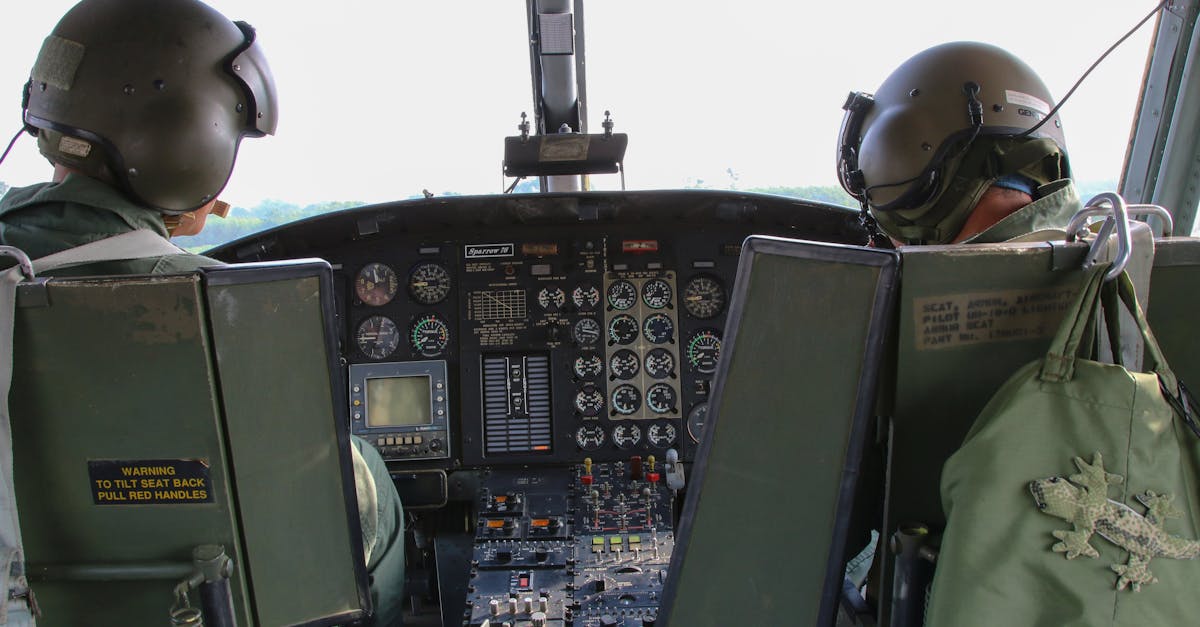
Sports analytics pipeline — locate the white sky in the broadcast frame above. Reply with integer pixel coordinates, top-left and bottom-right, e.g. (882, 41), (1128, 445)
(0, 0), (1158, 210)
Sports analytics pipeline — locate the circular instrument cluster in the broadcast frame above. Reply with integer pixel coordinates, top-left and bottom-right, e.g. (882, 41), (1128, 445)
(353, 260), (454, 360)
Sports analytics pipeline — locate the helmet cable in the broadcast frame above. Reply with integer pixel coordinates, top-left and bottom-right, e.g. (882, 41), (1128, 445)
(0, 127), (24, 169)
(1018, 0), (1168, 139)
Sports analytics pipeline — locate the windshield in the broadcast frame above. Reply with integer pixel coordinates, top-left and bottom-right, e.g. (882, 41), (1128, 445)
(0, 1), (1167, 246)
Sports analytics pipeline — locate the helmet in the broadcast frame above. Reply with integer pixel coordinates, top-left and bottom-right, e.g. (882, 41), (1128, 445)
(837, 42), (1069, 244)
(22, 0), (278, 214)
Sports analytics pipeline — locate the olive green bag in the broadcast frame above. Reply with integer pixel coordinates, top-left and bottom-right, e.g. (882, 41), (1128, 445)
(926, 265), (1200, 627)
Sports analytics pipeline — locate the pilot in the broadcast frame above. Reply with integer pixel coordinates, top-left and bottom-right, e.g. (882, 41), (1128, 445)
(1, 0), (405, 624)
(837, 41), (1080, 245)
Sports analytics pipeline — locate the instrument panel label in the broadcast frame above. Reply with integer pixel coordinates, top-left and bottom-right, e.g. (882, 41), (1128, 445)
(87, 459), (214, 505)
(465, 243), (515, 259)
(912, 286), (1076, 351)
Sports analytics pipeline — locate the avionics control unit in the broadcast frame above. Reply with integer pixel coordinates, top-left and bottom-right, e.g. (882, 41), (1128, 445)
(349, 360), (451, 460)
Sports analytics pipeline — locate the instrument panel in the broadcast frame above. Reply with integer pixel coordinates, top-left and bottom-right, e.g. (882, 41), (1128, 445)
(208, 190), (863, 467)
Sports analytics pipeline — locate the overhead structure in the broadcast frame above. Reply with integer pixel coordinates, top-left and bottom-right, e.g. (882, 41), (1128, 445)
(505, 0), (627, 192)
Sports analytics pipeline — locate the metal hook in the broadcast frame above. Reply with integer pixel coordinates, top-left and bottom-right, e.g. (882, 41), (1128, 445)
(0, 246), (35, 281)
(1075, 192), (1131, 282)
(1066, 202), (1174, 239)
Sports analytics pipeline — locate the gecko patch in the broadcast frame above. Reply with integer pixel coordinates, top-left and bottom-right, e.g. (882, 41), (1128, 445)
(1029, 453), (1200, 591)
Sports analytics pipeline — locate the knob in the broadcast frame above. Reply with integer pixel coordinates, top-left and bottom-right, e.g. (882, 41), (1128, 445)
(430, 439), (442, 450)
(507, 597), (518, 614)
(523, 597), (533, 614)
(531, 611), (548, 627)
(489, 599), (500, 616)
(539, 596), (549, 612)
(600, 615), (618, 627)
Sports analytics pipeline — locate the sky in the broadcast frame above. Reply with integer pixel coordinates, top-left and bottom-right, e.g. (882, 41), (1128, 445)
(0, 0), (1159, 211)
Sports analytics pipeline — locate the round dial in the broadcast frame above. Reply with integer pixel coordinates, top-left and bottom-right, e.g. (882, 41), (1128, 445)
(573, 284), (601, 311)
(410, 313), (450, 357)
(642, 279), (673, 309)
(647, 421), (678, 448)
(573, 353), (604, 380)
(642, 313), (675, 344)
(608, 314), (639, 345)
(573, 318), (601, 346)
(575, 424), (606, 451)
(683, 275), (726, 320)
(356, 316), (400, 359)
(687, 403), (709, 443)
(408, 261), (452, 305)
(609, 349), (640, 380)
(574, 386), (605, 417)
(354, 262), (398, 306)
(607, 280), (638, 310)
(537, 286), (566, 312)
(644, 348), (675, 379)
(646, 383), (678, 414)
(610, 384), (642, 416)
(686, 329), (723, 374)
(611, 423), (643, 450)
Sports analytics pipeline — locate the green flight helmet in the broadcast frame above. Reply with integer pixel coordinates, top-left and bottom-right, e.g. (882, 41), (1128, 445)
(837, 41), (1070, 244)
(22, 0), (278, 215)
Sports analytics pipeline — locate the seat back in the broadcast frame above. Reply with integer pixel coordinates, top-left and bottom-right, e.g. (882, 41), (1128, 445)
(660, 236), (898, 626)
(12, 261), (369, 626)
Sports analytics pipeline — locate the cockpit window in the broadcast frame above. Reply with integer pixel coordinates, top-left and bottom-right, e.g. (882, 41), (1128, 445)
(0, 2), (1171, 244)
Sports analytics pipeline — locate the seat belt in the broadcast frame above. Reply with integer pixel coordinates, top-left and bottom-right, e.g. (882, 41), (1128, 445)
(0, 230), (186, 625)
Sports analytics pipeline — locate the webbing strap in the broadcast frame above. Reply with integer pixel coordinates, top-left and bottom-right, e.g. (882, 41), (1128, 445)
(0, 230), (186, 624)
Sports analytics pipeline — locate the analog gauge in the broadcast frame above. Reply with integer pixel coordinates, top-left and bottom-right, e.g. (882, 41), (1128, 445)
(611, 384), (642, 416)
(573, 353), (604, 380)
(642, 278), (673, 309)
(642, 313), (675, 344)
(644, 348), (675, 379)
(612, 423), (643, 450)
(537, 286), (566, 312)
(410, 313), (450, 357)
(575, 424), (606, 451)
(608, 314), (639, 345)
(573, 318), (601, 346)
(685, 329), (723, 374)
(356, 316), (400, 360)
(683, 275), (726, 320)
(574, 386), (605, 417)
(607, 280), (638, 310)
(647, 421), (678, 448)
(573, 284), (601, 310)
(354, 262), (398, 307)
(646, 383), (678, 414)
(609, 349), (640, 380)
(408, 261), (452, 305)
(687, 403), (709, 444)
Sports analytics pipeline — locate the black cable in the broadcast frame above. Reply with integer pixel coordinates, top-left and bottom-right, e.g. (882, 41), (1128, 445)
(0, 127), (24, 168)
(1018, 0), (1168, 139)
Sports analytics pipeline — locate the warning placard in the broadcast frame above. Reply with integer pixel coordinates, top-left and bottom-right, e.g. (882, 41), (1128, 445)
(913, 286), (1077, 351)
(87, 459), (214, 505)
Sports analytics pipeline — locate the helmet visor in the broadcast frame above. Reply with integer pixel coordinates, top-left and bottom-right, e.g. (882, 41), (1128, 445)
(227, 21), (278, 137)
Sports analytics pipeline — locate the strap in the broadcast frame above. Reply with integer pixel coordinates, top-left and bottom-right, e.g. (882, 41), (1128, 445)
(1040, 264), (1176, 387)
(1040, 265), (1107, 382)
(0, 229), (185, 624)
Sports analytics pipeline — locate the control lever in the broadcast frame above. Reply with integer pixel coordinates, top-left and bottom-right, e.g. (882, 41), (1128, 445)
(664, 449), (685, 491)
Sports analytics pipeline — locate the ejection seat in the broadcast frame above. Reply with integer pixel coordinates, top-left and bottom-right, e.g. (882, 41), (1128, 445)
(5, 252), (372, 626)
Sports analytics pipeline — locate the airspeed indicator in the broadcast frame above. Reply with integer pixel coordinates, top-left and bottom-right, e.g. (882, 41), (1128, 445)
(408, 262), (451, 305)
(683, 275), (725, 319)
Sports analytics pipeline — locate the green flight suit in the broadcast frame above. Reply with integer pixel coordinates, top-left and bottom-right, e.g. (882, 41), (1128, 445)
(0, 174), (406, 626)
(964, 179), (1082, 244)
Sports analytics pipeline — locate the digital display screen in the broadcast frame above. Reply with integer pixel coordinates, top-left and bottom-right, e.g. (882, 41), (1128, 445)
(366, 376), (432, 427)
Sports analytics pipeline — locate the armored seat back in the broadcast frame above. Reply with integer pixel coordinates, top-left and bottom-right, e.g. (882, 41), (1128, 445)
(10, 261), (369, 626)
